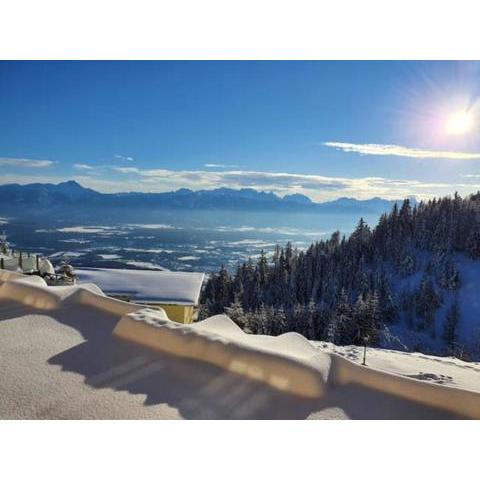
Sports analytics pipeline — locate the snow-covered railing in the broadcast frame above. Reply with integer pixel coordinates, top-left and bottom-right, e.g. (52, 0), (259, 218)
(0, 246), (47, 271)
(114, 308), (480, 418)
(1, 270), (480, 419)
(0, 270), (146, 316)
(0, 246), (55, 276)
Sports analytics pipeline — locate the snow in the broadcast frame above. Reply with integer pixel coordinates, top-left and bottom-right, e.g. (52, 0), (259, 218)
(57, 226), (114, 234)
(313, 342), (480, 393)
(384, 252), (480, 358)
(123, 247), (174, 254)
(127, 223), (176, 230)
(48, 251), (83, 258)
(60, 239), (91, 244)
(454, 254), (480, 347)
(0, 254), (39, 273)
(1, 271), (479, 419)
(213, 225), (327, 236)
(114, 308), (480, 417)
(115, 311), (330, 398)
(76, 267), (204, 305)
(226, 239), (276, 246)
(124, 260), (168, 270)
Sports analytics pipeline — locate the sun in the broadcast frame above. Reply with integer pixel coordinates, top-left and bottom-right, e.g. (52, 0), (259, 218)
(445, 109), (475, 135)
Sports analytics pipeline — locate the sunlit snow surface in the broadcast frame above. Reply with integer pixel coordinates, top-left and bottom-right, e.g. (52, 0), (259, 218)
(313, 341), (480, 393)
(76, 267), (204, 304)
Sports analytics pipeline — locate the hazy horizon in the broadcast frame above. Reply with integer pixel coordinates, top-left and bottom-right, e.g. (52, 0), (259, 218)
(0, 178), (426, 203)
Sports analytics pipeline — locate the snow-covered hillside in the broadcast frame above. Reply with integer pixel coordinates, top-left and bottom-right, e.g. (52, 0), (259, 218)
(381, 252), (480, 359)
(203, 194), (480, 362)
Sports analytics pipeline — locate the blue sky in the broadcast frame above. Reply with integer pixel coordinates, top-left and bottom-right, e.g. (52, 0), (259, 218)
(1, 60), (480, 201)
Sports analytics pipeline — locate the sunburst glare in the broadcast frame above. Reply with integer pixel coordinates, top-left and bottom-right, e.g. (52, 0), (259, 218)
(445, 109), (475, 135)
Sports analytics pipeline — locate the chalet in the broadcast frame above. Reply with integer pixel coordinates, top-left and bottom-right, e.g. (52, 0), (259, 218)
(76, 267), (204, 323)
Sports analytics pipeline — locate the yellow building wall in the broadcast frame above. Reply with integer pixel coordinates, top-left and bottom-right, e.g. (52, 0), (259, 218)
(153, 304), (194, 324)
(109, 294), (196, 324)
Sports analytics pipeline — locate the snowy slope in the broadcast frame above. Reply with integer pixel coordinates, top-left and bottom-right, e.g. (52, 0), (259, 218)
(381, 252), (480, 359)
(312, 341), (480, 393)
(455, 254), (480, 347)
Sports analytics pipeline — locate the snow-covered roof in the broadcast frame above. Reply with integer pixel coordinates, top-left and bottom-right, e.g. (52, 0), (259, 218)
(76, 267), (204, 305)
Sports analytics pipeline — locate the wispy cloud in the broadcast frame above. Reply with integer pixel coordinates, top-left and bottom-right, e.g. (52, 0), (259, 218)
(112, 167), (140, 174)
(74, 163), (94, 170)
(0, 157), (54, 168)
(204, 163), (240, 168)
(109, 166), (475, 200)
(323, 142), (480, 160)
(114, 154), (134, 162)
(460, 173), (480, 178)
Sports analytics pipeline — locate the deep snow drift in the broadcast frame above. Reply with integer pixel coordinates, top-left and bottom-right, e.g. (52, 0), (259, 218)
(1, 270), (480, 419)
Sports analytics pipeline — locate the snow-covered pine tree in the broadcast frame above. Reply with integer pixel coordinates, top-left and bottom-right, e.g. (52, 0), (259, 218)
(200, 191), (480, 358)
(398, 250), (416, 277)
(335, 288), (355, 345)
(415, 275), (441, 334)
(358, 291), (380, 346)
(305, 297), (318, 339)
(274, 306), (288, 335)
(250, 304), (269, 335)
(466, 227), (480, 259)
(436, 254), (460, 290)
(224, 294), (248, 330)
(326, 313), (338, 344)
(442, 296), (460, 349)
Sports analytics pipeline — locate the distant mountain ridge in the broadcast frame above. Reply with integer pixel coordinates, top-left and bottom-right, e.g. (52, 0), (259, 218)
(0, 180), (408, 215)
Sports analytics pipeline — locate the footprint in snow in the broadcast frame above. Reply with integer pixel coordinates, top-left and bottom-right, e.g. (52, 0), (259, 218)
(405, 372), (454, 385)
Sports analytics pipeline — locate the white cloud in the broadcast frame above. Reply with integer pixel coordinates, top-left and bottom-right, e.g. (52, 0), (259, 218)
(114, 154), (134, 162)
(204, 163), (240, 168)
(112, 167), (140, 174)
(323, 142), (480, 160)
(74, 163), (94, 170)
(0, 157), (54, 168)
(109, 166), (480, 200)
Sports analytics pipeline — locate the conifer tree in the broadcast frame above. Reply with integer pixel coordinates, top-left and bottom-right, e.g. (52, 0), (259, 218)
(415, 276), (440, 331)
(225, 294), (248, 330)
(443, 297), (460, 349)
(201, 191), (480, 358)
(335, 289), (355, 344)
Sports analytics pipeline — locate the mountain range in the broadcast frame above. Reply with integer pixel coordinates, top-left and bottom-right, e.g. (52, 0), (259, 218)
(0, 180), (409, 215)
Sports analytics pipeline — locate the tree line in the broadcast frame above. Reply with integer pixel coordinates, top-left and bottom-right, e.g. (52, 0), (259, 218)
(202, 192), (479, 356)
